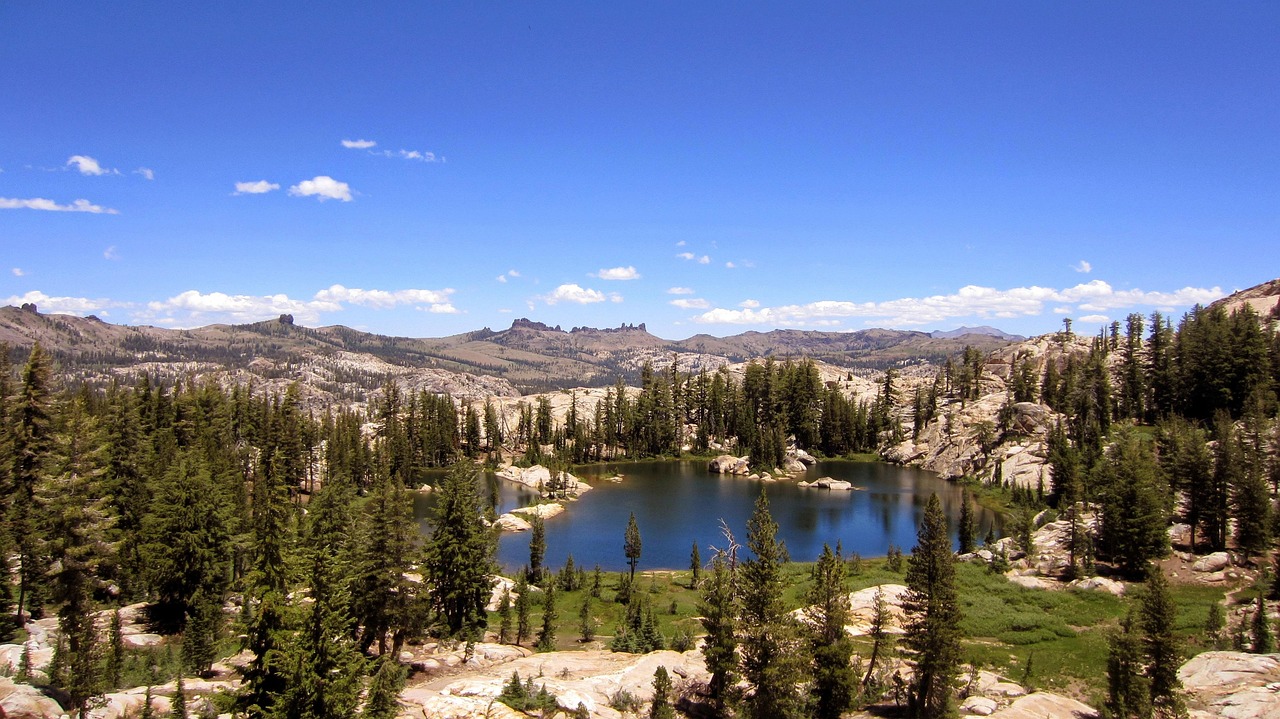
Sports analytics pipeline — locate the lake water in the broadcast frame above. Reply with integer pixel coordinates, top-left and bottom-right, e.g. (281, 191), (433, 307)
(414, 460), (999, 573)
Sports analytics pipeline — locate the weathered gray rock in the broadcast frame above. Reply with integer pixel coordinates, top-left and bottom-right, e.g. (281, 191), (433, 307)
(0, 677), (66, 718)
(802, 477), (854, 491)
(988, 692), (1097, 718)
(1068, 577), (1126, 596)
(1179, 651), (1280, 718)
(1192, 552), (1231, 573)
(961, 695), (999, 716)
(493, 513), (532, 532)
(709, 455), (750, 475)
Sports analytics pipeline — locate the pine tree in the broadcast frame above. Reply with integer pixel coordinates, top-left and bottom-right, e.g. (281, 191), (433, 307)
(423, 461), (496, 638)
(360, 656), (407, 719)
(349, 464), (419, 654)
(739, 490), (804, 719)
(272, 550), (364, 719)
(958, 489), (976, 554)
(625, 512), (643, 583)
(699, 554), (739, 715)
(536, 582), (558, 652)
(528, 516), (546, 584)
(578, 595), (595, 643)
(807, 544), (855, 719)
(1250, 595), (1274, 654)
(1140, 566), (1184, 718)
(514, 574), (531, 646)
(144, 450), (230, 632)
(108, 609), (124, 689)
(10, 343), (55, 627)
(171, 675), (188, 719)
(863, 585), (895, 692)
(649, 665), (676, 719)
(237, 591), (287, 718)
(1106, 608), (1150, 719)
(902, 494), (963, 718)
(690, 541), (702, 588)
(497, 587), (512, 644)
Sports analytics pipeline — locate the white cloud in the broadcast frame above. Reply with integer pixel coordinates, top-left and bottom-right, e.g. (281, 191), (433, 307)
(1073, 260), (1092, 274)
(725, 261), (736, 269)
(0, 197), (119, 214)
(374, 149), (442, 162)
(135, 167), (155, 180)
(609, 292), (623, 303)
(142, 290), (326, 325)
(3, 290), (114, 315)
(496, 275), (507, 283)
(67, 155), (117, 176)
(670, 298), (711, 310)
(667, 287), (695, 295)
(739, 299), (760, 308)
(496, 269), (521, 283)
(592, 266), (640, 281)
(1078, 314), (1110, 323)
(342, 139), (377, 149)
(698, 255), (711, 264)
(690, 280), (1224, 328)
(675, 240), (686, 247)
(104, 245), (120, 260)
(676, 252), (711, 264)
(233, 180), (280, 195)
(288, 176), (352, 202)
(541, 283), (608, 305)
(677, 252), (695, 261)
(133, 284), (462, 327)
(12, 268), (25, 277)
(312, 284), (455, 309)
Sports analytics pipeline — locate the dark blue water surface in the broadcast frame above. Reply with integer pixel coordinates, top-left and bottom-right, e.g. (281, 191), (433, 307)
(414, 460), (999, 573)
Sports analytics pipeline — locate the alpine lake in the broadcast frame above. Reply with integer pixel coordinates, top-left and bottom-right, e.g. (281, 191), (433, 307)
(413, 460), (1001, 573)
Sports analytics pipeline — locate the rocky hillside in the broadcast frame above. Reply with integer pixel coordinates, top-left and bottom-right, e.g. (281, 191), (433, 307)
(1209, 277), (1280, 320)
(0, 305), (1014, 401)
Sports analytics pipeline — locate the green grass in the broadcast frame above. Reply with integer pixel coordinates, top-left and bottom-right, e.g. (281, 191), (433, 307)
(496, 556), (1233, 702)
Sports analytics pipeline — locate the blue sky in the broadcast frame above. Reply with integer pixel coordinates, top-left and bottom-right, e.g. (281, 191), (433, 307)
(2, 3), (1276, 339)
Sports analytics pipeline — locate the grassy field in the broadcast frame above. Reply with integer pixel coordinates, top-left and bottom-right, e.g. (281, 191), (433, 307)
(500, 556), (1233, 703)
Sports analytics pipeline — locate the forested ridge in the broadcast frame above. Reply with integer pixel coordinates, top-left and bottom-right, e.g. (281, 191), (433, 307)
(0, 296), (1278, 717)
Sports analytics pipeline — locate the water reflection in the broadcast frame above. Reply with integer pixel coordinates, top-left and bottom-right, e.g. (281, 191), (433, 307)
(414, 460), (1001, 572)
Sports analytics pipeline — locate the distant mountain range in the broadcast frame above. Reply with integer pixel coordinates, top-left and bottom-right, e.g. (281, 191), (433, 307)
(929, 326), (1025, 341)
(0, 306), (1015, 399)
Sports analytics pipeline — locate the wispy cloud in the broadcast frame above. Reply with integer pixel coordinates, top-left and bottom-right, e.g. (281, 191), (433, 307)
(541, 283), (609, 305)
(739, 299), (760, 308)
(677, 252), (711, 264)
(374, 149), (443, 162)
(688, 281), (1224, 328)
(725, 261), (736, 269)
(12, 268), (25, 277)
(233, 180), (280, 195)
(288, 176), (352, 202)
(592, 266), (640, 281)
(670, 298), (710, 310)
(1073, 260), (1092, 274)
(0, 197), (119, 214)
(496, 269), (521, 283)
(346, 138), (443, 162)
(667, 287), (694, 295)
(104, 245), (120, 260)
(67, 155), (117, 176)
(134, 167), (155, 180)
